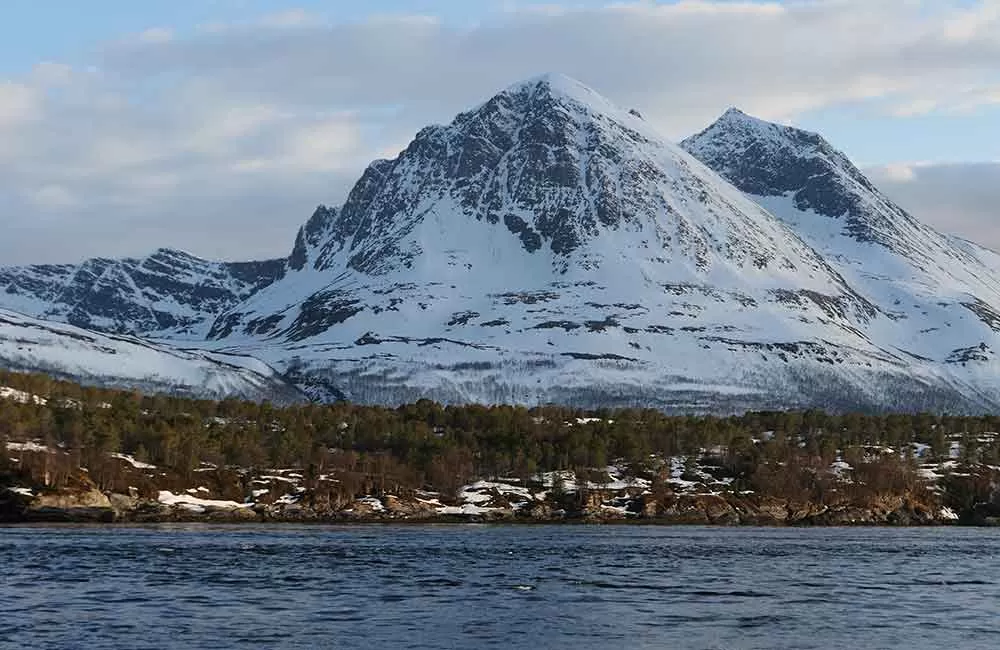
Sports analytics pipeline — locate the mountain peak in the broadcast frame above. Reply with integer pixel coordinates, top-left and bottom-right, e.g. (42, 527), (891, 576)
(681, 108), (867, 203)
(682, 108), (930, 254)
(689, 108), (829, 153)
(149, 247), (198, 261)
(305, 74), (685, 274)
(504, 72), (602, 102)
(485, 72), (646, 131)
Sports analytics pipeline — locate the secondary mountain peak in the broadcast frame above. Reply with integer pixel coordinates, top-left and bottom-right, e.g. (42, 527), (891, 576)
(681, 108), (926, 251)
(505, 71), (595, 96)
(682, 108), (854, 195)
(718, 106), (750, 121)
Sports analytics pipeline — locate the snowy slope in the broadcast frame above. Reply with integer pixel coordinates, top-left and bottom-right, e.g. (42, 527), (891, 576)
(0, 248), (285, 339)
(682, 109), (1000, 407)
(0, 308), (302, 403)
(202, 74), (984, 412)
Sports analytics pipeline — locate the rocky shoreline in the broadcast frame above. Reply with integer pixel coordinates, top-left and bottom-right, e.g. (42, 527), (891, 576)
(0, 479), (967, 527)
(5, 437), (992, 527)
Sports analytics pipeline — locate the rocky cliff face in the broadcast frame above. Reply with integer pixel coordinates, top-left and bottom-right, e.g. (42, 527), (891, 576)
(0, 248), (286, 339)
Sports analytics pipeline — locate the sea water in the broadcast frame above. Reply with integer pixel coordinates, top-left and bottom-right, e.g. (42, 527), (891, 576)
(3, 524), (999, 649)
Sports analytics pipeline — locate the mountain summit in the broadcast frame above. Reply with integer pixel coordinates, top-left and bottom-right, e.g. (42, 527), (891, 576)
(272, 73), (834, 279)
(681, 108), (939, 257)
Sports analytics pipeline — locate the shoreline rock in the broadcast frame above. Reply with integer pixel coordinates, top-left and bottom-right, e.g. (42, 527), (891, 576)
(0, 485), (966, 526)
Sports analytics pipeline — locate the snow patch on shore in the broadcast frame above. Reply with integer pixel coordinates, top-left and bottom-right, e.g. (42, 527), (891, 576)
(111, 453), (157, 469)
(157, 490), (252, 513)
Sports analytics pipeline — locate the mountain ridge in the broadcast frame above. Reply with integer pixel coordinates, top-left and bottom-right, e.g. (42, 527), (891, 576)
(0, 247), (287, 339)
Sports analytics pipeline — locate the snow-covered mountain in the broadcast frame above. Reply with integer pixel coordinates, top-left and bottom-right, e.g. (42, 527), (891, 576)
(0, 248), (285, 339)
(197, 74), (982, 411)
(681, 109), (1000, 391)
(0, 308), (303, 402)
(3, 74), (1000, 412)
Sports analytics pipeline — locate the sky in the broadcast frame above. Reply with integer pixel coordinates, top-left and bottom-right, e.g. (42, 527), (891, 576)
(1, 0), (999, 264)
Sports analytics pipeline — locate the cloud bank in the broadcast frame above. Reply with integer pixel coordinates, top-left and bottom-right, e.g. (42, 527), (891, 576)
(868, 162), (1000, 251)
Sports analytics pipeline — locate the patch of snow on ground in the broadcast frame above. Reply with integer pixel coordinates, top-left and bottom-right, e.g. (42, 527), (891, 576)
(6, 441), (49, 453)
(572, 418), (613, 425)
(830, 460), (853, 476)
(158, 490), (252, 512)
(111, 453), (157, 469)
(348, 496), (384, 512)
(256, 475), (300, 484)
(463, 480), (534, 502)
(436, 503), (499, 516)
(0, 386), (46, 405)
(918, 466), (941, 481)
(668, 457), (704, 491)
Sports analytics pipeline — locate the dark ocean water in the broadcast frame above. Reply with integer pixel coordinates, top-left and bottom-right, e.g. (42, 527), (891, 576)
(2, 524), (1000, 649)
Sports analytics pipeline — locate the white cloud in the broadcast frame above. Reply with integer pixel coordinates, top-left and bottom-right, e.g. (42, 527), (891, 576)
(93, 0), (1000, 134)
(28, 185), (78, 210)
(259, 9), (316, 28)
(0, 1), (999, 264)
(137, 27), (174, 44)
(889, 98), (940, 118)
(943, 0), (1000, 42)
(277, 116), (365, 171)
(30, 62), (73, 86)
(877, 163), (921, 183)
(0, 82), (38, 125)
(611, 0), (786, 17)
